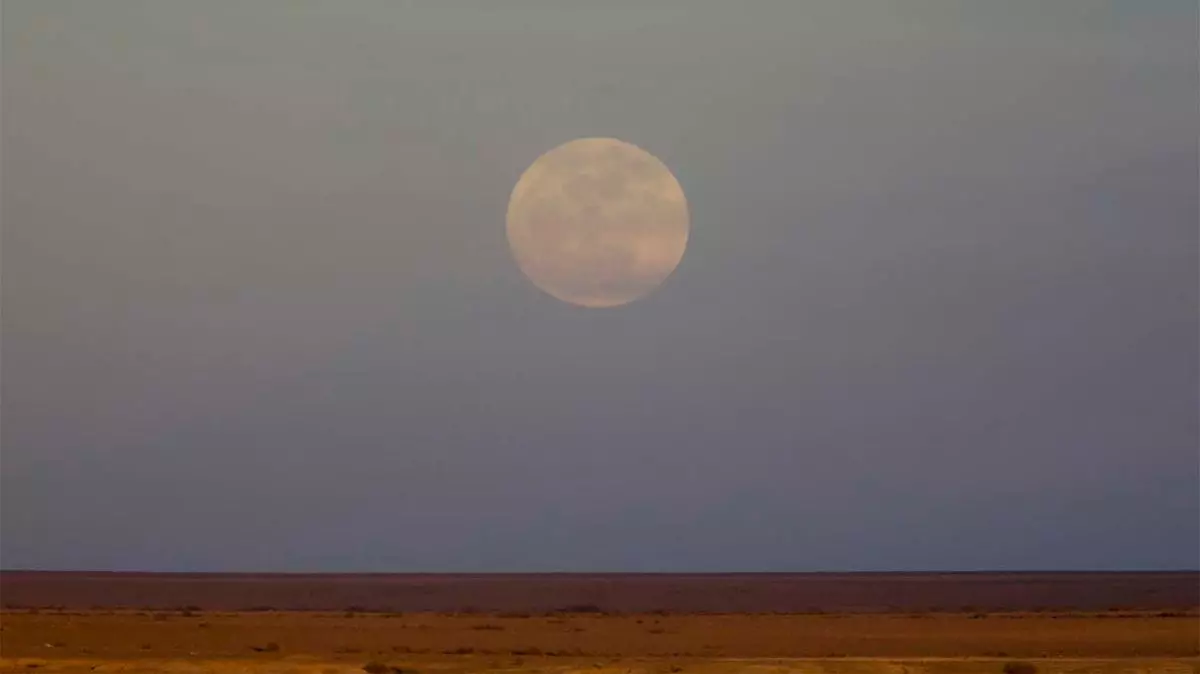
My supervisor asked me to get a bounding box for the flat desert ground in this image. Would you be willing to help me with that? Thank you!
[1,572,1197,673]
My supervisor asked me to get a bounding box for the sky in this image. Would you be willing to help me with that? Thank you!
[2,1,1197,572]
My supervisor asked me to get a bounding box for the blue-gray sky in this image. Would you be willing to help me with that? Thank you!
[2,1,1197,572]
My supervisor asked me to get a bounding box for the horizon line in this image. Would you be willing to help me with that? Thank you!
[4,568,1198,576]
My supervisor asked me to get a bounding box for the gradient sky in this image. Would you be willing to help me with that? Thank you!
[3,1,1197,572]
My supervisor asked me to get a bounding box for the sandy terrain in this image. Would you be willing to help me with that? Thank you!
[2,657,1198,674]
[1,609,1197,673]
[1,573,1196,672]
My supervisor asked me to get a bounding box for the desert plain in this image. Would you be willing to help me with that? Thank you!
[1,572,1196,673]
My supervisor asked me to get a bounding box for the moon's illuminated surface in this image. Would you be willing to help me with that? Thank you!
[506,137,689,308]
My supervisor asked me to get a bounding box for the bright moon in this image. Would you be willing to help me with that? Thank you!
[506,137,690,308]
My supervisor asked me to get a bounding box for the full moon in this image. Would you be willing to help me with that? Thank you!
[506,137,690,308]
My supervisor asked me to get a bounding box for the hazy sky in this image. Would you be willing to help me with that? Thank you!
[3,1,1197,572]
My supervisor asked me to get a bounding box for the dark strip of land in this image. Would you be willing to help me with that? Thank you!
[2,571,1196,613]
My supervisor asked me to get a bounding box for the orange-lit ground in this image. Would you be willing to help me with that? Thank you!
[2,609,1197,673]
[2,573,1196,672]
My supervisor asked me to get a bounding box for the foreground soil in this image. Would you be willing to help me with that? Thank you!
[2,573,1196,672]
[2,657,1198,674]
[1,609,1197,672]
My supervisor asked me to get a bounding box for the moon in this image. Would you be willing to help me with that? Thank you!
[506,137,689,308]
